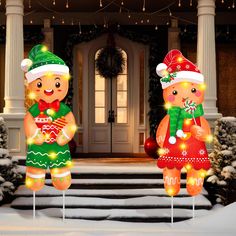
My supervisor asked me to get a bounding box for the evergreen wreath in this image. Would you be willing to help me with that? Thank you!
[95,46,125,78]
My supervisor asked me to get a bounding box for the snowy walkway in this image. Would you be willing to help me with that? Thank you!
[0,203,235,235]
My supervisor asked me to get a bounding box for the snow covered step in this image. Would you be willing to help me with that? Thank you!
[11,195,211,210]
[17,164,165,174]
[43,178,187,189]
[14,185,208,198]
[11,207,209,223]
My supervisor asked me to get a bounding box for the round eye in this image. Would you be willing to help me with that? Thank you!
[55,82,61,88]
[37,82,42,88]
[172,90,178,95]
[191,88,197,93]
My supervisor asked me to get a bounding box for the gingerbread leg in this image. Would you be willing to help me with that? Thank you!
[163,167,181,197]
[186,168,206,196]
[50,167,71,191]
[25,166,46,192]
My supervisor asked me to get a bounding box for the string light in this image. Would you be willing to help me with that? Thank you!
[155,25,158,30]
[142,0,146,11]
[168,8,172,16]
[232,0,235,8]
[135,21,138,25]
[221,0,224,3]
[29,0,32,9]
[184,26,187,33]
[79,21,82,34]
[119,7,122,13]
[128,12,131,18]
[30,20,33,24]
[53,0,56,5]
[28,92,36,100]
[146,19,150,23]
[52,15,55,20]
[166,21,170,26]
[0,0,1,6]
[140,19,144,24]
[49,152,57,160]
[164,102,172,110]
[121,0,124,6]
[62,19,65,24]
[71,19,74,25]
[66,0,69,9]
[190,0,193,6]
[178,0,181,7]
[100,0,103,7]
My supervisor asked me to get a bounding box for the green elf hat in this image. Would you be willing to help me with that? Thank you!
[21,44,69,83]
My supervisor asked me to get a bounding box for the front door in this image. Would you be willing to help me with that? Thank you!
[88,48,133,153]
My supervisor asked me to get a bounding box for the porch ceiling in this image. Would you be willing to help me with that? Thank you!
[0,0,235,13]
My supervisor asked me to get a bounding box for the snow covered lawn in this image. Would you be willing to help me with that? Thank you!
[0,203,235,236]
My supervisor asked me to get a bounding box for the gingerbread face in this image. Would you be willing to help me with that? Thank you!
[28,74,69,103]
[163,82,205,108]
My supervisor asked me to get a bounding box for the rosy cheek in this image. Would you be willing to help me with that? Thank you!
[167,94,175,102]
[57,89,62,92]
[195,90,202,97]
[36,89,40,92]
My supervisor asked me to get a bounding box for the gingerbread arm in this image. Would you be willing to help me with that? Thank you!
[24,111,44,145]
[200,116,211,135]
[156,115,169,148]
[24,112,40,138]
[56,112,76,146]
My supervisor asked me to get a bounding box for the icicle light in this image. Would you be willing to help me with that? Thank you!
[178,0,181,7]
[79,21,82,34]
[100,0,103,7]
[66,0,69,8]
[142,0,146,11]
[53,0,56,5]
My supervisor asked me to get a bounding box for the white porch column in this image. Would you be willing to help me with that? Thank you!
[197,0,221,120]
[1,0,26,156]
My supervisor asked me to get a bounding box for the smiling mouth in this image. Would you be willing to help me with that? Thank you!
[44,89,54,96]
[182,97,189,102]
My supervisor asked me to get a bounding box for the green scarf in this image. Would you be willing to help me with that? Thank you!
[167,104,204,137]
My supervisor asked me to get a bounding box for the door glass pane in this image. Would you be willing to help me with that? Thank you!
[121,50,127,74]
[117,91,127,107]
[116,48,128,124]
[95,74,105,90]
[94,49,106,124]
[117,75,127,91]
[117,108,127,123]
[95,108,105,123]
[95,91,105,107]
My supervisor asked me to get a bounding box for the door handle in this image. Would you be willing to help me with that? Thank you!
[108,110,115,123]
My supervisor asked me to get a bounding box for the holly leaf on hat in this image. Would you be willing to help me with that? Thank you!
[160,72,177,83]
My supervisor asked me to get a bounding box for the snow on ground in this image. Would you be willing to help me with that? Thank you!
[0,203,235,236]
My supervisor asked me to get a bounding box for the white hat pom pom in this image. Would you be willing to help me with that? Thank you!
[21,58,33,72]
[156,63,168,77]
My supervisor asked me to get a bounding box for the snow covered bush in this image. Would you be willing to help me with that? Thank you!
[0,117,22,204]
[205,117,236,205]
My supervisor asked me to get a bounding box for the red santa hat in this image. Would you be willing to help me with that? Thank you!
[156,49,204,89]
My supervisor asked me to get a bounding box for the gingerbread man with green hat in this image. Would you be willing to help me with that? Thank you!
[21,44,76,219]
